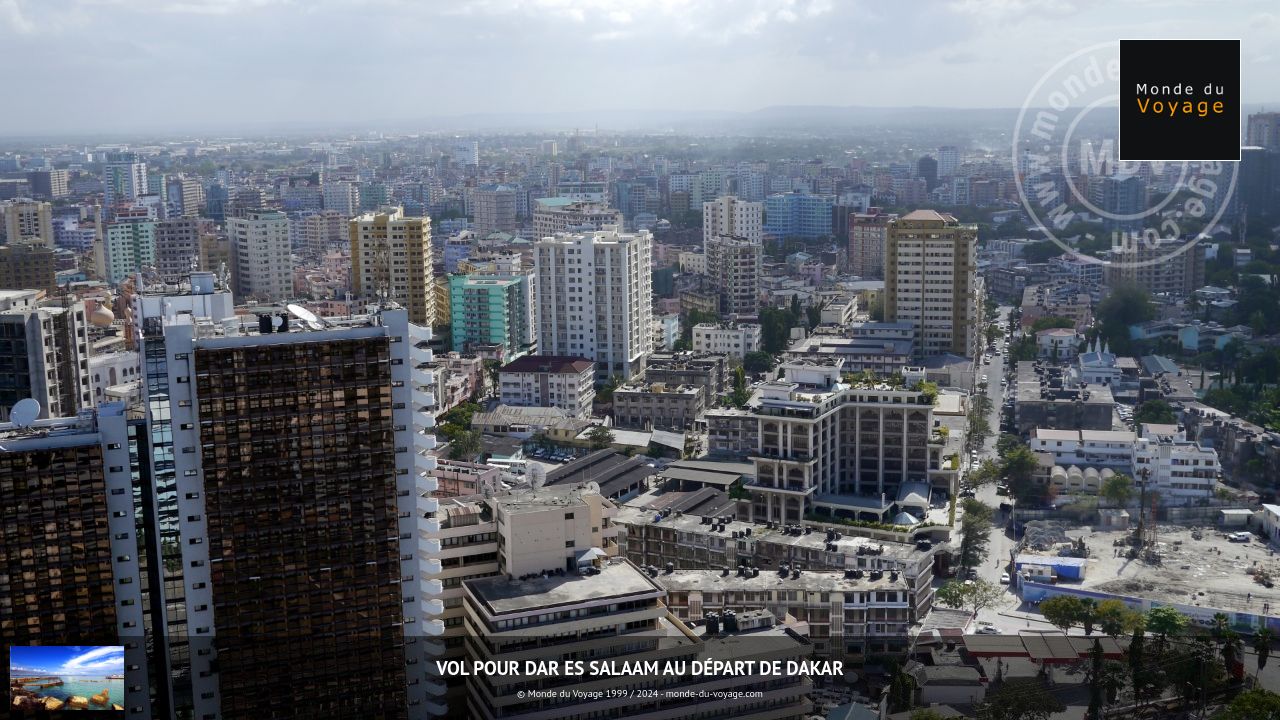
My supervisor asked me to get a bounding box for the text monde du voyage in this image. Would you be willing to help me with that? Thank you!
[1134,82,1228,118]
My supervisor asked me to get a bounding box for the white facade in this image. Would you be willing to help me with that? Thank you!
[535,227,653,382]
[702,195,763,247]
[1030,429,1135,470]
[498,358,595,418]
[89,350,140,406]
[691,323,762,360]
[678,251,706,274]
[1134,423,1221,499]
[228,210,291,301]
[323,181,359,217]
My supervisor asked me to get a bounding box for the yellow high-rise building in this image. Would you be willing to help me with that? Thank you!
[350,207,435,326]
[885,209,981,359]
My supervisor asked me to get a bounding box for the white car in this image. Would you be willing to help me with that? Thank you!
[1000,572,1011,584]
[981,375,989,383]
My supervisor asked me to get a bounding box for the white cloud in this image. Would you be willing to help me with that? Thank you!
[0,0,34,33]
[61,646,125,676]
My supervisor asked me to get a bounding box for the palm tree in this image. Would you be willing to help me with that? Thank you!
[1254,627,1275,680]
[1222,630,1244,683]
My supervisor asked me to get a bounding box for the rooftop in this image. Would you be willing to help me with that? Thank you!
[465,559,664,616]
[657,568,907,593]
[499,355,593,375]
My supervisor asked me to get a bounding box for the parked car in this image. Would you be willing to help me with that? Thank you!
[1000,572,1011,584]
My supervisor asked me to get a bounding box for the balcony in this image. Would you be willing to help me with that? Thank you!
[421,517,441,534]
[424,619,446,636]
[422,678,448,697]
[409,324,432,344]
[412,366,436,386]
[420,475,439,492]
[424,598,444,616]
[418,456,438,472]
[422,558,443,575]
[411,346,434,364]
[416,412,435,429]
[418,495,439,514]
[422,538,442,555]
[421,641,445,657]
[424,700,449,717]
[420,577,443,595]
[413,389,436,408]
[415,431,437,451]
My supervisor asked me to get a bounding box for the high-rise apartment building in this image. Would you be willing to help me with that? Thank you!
[535,227,653,382]
[323,181,360,217]
[0,295,91,421]
[1103,237,1205,298]
[1,198,53,246]
[164,175,205,218]
[937,146,959,178]
[702,195,763,246]
[129,278,443,719]
[104,220,157,285]
[228,209,292,302]
[471,184,518,236]
[153,217,200,283]
[1091,174,1146,232]
[103,152,148,219]
[705,235,762,318]
[885,209,980,358]
[0,403,150,718]
[849,208,895,280]
[764,192,834,239]
[0,243,57,292]
[531,198,623,238]
[1247,111,1280,150]
[298,209,347,256]
[350,206,436,326]
[447,273,534,361]
[26,168,70,199]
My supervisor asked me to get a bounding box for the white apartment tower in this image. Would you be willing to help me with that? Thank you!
[535,227,653,382]
[702,195,763,247]
[323,181,360,217]
[227,209,292,302]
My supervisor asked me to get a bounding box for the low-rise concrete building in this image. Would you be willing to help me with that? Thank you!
[498,355,595,418]
[691,322,761,359]
[614,382,706,431]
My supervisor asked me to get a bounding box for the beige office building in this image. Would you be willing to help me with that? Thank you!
[884,209,980,358]
[1,199,53,247]
[228,209,292,302]
[350,206,436,326]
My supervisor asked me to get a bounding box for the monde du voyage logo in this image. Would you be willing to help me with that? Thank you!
[1120,39,1241,161]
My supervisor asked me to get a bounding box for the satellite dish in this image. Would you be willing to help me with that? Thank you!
[271,314,285,329]
[287,303,327,330]
[9,398,40,429]
[583,481,600,496]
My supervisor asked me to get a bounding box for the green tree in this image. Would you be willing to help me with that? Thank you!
[1030,316,1075,332]
[958,498,993,570]
[729,366,751,408]
[1128,621,1147,706]
[1133,399,1177,426]
[935,579,1004,616]
[1217,688,1280,720]
[996,433,1023,457]
[596,375,622,404]
[968,458,1001,488]
[1086,639,1105,720]
[868,295,885,322]
[1094,599,1142,638]
[1002,445,1044,505]
[448,429,482,460]
[743,351,774,374]
[1095,282,1155,355]
[976,678,1066,720]
[1100,473,1135,508]
[1040,595,1086,633]
[1146,606,1189,648]
[586,425,615,450]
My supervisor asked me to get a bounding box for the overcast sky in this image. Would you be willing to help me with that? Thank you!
[2,0,1278,135]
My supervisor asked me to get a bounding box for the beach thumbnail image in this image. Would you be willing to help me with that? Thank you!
[9,646,125,715]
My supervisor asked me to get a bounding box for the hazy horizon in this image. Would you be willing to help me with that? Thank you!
[3,0,1280,136]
